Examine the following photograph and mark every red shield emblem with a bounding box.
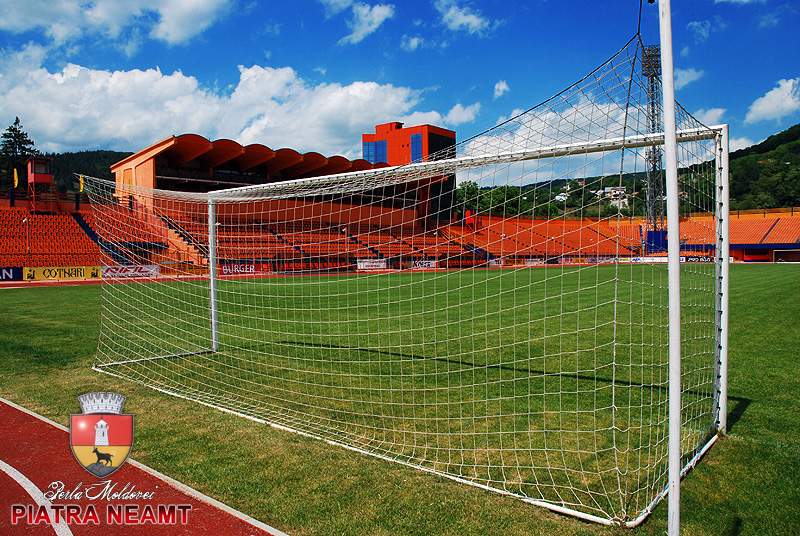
[70,413,134,477]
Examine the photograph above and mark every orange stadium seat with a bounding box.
[729,217,778,245]
[0,210,102,268]
[762,217,800,244]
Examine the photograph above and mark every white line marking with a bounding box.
[0,458,74,536]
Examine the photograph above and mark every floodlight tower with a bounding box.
[642,45,666,251]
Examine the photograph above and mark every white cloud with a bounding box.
[674,67,704,90]
[693,107,726,125]
[319,0,403,52]
[318,0,355,16]
[395,102,480,131]
[401,34,426,52]
[686,20,712,43]
[234,73,419,156]
[714,0,766,4]
[0,1,80,41]
[745,78,800,124]
[397,110,445,126]
[434,0,492,36]
[0,42,49,82]
[758,13,780,28]
[729,137,754,152]
[686,17,726,44]
[150,0,232,44]
[332,2,395,45]
[493,80,509,100]
[117,27,145,58]
[0,50,478,159]
[494,108,525,126]
[0,63,220,153]
[455,98,645,186]
[0,0,232,46]
[443,102,480,125]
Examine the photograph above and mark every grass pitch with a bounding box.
[1,263,799,535]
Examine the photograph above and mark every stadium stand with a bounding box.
[0,208,100,268]
[729,217,778,245]
[4,200,800,272]
[760,217,800,245]
[443,216,637,260]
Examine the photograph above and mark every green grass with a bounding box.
[1,263,798,535]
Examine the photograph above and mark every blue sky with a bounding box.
[0,0,797,159]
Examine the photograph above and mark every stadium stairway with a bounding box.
[160,214,209,260]
[388,230,419,256]
[270,228,305,256]
[71,212,129,266]
[439,226,487,257]
[345,231,381,258]
[759,219,781,244]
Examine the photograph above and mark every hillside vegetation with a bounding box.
[729,122,800,209]
[47,150,132,193]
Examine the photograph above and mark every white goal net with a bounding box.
[84,35,728,525]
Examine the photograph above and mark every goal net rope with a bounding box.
[84,34,727,525]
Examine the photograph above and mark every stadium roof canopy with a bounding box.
[111,133,388,192]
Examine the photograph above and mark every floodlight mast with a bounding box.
[642,44,665,237]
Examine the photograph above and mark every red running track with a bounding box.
[0,398,289,536]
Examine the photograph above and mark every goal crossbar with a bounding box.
[209,126,722,201]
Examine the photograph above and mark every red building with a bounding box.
[362,122,457,220]
[362,122,456,166]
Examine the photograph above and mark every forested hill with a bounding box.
[729,122,800,209]
[46,150,133,193]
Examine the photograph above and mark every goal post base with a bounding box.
[93,350,216,369]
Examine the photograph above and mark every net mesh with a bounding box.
[84,35,724,524]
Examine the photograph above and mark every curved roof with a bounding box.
[112,134,382,187]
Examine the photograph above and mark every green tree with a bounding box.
[566,179,591,209]
[531,202,556,218]
[454,180,481,213]
[0,117,39,190]
[47,150,132,192]
[728,122,800,208]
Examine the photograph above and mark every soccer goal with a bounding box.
[84,32,729,526]
[773,249,800,263]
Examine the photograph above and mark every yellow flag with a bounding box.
[79,175,84,192]
[13,168,18,188]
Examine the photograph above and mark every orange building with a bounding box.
[361,122,455,166]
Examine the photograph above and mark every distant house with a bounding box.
[603,186,627,200]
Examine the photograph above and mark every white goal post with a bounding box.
[83,31,729,527]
